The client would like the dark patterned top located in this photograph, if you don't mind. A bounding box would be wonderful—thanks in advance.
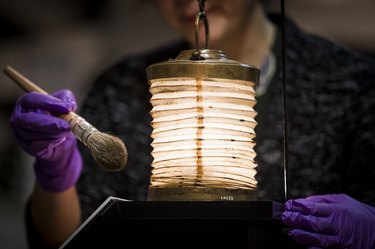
[76,17,375,220]
[25,15,375,249]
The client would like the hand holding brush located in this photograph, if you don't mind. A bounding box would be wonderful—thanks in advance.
[4,66,128,192]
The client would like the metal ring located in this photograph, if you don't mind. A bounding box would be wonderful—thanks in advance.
[190,0,209,60]
[194,11,209,50]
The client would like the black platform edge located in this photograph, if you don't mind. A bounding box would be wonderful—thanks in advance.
[59,197,304,249]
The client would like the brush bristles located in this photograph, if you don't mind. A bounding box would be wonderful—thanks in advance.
[86,132,128,171]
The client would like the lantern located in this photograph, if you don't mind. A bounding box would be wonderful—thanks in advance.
[146,0,260,201]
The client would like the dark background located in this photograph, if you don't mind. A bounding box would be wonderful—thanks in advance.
[0,0,374,248]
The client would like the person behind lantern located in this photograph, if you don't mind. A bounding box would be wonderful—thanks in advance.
[9,0,375,248]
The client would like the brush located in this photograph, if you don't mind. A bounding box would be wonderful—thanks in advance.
[4,65,128,172]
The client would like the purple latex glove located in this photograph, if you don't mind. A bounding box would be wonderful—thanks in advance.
[9,89,82,192]
[282,193,375,249]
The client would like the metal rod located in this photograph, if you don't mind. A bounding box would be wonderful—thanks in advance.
[280,0,289,202]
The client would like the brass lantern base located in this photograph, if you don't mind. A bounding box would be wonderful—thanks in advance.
[147,187,257,201]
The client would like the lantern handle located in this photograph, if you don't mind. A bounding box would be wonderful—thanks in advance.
[191,0,209,60]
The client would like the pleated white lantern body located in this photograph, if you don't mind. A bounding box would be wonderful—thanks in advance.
[147,49,260,201]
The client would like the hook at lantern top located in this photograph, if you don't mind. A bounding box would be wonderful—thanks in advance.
[191,0,210,60]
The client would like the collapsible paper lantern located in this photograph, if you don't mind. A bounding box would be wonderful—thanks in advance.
[146,49,259,201]
[146,0,260,201]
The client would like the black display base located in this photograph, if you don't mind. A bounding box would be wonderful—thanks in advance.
[59,197,305,249]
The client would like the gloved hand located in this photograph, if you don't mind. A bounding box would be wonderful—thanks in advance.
[9,89,82,193]
[282,193,375,249]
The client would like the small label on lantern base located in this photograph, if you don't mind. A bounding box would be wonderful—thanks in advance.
[147,187,257,201]
[220,195,234,201]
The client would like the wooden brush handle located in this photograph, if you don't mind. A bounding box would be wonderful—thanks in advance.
[3,65,76,121]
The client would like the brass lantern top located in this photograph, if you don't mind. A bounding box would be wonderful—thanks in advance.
[146,49,260,83]
[147,0,259,84]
